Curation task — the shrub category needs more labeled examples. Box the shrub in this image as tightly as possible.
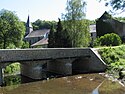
[93,37,101,47]
[4,63,20,74]
[94,33,122,46]
[99,33,122,46]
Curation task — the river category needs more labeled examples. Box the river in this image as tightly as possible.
[0,73,125,94]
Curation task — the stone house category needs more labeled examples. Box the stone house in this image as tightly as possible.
[96,11,125,40]
[24,15,50,48]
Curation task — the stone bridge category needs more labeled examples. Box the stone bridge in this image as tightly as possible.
[0,48,106,85]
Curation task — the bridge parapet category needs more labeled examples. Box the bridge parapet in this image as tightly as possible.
[0,48,90,63]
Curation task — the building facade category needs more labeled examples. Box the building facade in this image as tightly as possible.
[24,16,50,47]
[96,11,125,40]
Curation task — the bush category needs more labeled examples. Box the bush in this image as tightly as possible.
[100,33,122,46]
[4,63,20,74]
[94,33,122,46]
[93,37,101,47]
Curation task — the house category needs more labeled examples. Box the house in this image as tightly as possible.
[89,24,96,41]
[96,11,125,40]
[24,15,50,48]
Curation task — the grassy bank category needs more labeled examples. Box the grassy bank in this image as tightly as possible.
[98,45,125,79]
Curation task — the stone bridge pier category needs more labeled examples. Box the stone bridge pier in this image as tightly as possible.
[20,58,76,79]
[21,61,48,79]
[47,58,76,75]
[0,65,3,86]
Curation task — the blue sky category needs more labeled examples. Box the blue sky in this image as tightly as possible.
[0,0,124,22]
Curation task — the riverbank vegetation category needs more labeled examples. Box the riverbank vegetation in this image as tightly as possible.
[98,46,125,80]
[4,63,20,75]
[94,33,122,47]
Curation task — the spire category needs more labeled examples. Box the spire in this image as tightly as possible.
[25,15,33,35]
[26,15,32,28]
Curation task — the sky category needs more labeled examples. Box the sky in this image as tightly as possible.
[0,0,124,22]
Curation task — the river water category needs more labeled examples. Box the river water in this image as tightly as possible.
[0,73,125,94]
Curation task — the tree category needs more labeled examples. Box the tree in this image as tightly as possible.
[32,19,56,30]
[48,25,55,48]
[62,0,90,47]
[0,9,25,49]
[98,0,125,13]
[55,18,64,47]
[48,18,69,48]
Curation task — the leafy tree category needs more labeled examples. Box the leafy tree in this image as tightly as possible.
[98,0,125,13]
[0,9,25,49]
[62,0,90,47]
[32,19,56,30]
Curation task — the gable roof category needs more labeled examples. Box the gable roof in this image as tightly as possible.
[31,38,48,47]
[99,11,112,20]
[25,29,50,38]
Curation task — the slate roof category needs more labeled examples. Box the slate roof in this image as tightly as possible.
[31,38,48,47]
[25,29,50,38]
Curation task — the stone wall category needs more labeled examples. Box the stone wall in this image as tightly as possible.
[0,48,89,63]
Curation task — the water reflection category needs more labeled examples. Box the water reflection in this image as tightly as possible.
[3,72,63,87]
[1,73,125,94]
[4,75,21,86]
[92,81,104,94]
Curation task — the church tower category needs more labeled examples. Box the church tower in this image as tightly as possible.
[25,15,33,36]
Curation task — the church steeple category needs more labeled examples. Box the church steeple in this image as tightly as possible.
[25,15,33,36]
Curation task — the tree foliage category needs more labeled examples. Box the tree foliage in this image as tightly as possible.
[48,25,55,48]
[0,9,25,49]
[98,0,125,13]
[32,19,56,30]
[63,0,86,20]
[54,18,64,47]
[62,0,90,47]
[48,19,71,48]
[114,17,125,22]
[94,33,122,46]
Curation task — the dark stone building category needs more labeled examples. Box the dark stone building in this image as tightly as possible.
[96,11,125,40]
